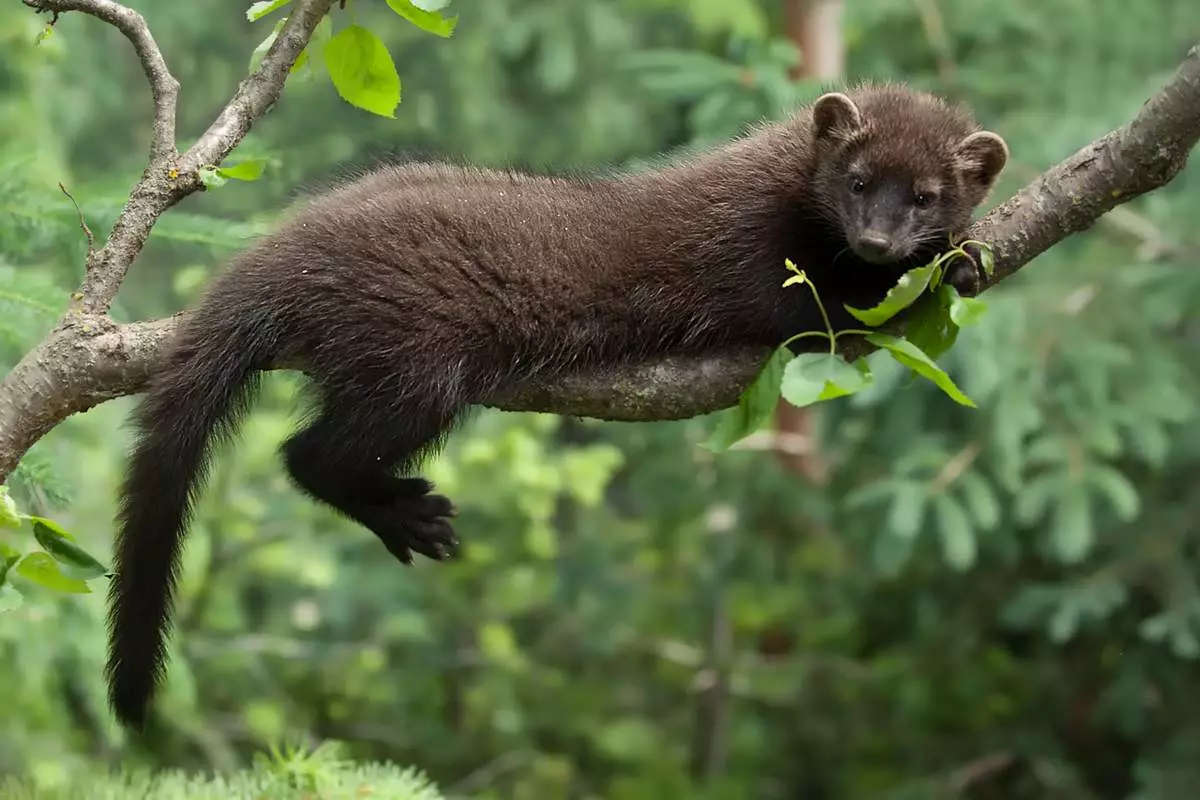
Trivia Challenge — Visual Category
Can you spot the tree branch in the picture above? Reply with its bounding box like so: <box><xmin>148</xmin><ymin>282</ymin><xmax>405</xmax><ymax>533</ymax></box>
<box><xmin>0</xmin><ymin>0</ymin><xmax>336</xmax><ymax>481</ymax></box>
<box><xmin>1</xmin><ymin>42</ymin><xmax>1198</xmax><ymax>484</ymax></box>
<box><xmin>24</xmin><ymin>0</ymin><xmax>178</xmax><ymax>162</ymax></box>
<box><xmin>20</xmin><ymin>0</ymin><xmax>335</xmax><ymax>317</ymax></box>
<box><xmin>178</xmin><ymin>0</ymin><xmax>336</xmax><ymax>172</ymax></box>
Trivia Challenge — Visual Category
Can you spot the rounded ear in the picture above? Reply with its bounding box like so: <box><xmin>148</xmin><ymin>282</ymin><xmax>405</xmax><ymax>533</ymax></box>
<box><xmin>955</xmin><ymin>131</ymin><xmax>1009</xmax><ymax>189</ymax></box>
<box><xmin>812</xmin><ymin>92</ymin><xmax>862</xmax><ymax>141</ymax></box>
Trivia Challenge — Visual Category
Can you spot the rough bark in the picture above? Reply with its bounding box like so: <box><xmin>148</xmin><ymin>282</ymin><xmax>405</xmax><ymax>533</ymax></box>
<box><xmin>0</xmin><ymin>6</ymin><xmax>1197</xmax><ymax>483</ymax></box>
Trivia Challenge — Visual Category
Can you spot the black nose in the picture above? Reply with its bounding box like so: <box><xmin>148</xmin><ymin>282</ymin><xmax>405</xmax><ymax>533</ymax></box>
<box><xmin>856</xmin><ymin>231</ymin><xmax>892</xmax><ymax>261</ymax></box>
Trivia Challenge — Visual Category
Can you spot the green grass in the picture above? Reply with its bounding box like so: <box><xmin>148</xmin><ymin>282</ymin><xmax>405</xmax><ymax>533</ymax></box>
<box><xmin>0</xmin><ymin>741</ymin><xmax>444</xmax><ymax>800</ymax></box>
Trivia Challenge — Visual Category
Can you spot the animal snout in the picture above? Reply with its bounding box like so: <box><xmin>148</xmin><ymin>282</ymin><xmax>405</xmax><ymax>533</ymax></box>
<box><xmin>855</xmin><ymin>231</ymin><xmax>894</xmax><ymax>262</ymax></box>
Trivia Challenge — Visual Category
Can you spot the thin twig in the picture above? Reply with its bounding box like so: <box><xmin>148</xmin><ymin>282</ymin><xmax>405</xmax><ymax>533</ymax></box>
<box><xmin>928</xmin><ymin>441</ymin><xmax>983</xmax><ymax>494</ymax></box>
<box><xmin>57</xmin><ymin>182</ymin><xmax>94</xmax><ymax>253</ymax></box>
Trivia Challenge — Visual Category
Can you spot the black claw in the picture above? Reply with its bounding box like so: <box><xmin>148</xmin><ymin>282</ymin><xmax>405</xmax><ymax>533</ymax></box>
<box><xmin>370</xmin><ymin>484</ymin><xmax>460</xmax><ymax>565</ymax></box>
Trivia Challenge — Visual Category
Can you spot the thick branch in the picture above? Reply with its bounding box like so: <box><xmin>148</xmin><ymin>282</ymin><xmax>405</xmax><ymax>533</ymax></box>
<box><xmin>1</xmin><ymin>45</ymin><xmax>1198</xmax><ymax>484</ymax></box>
<box><xmin>973</xmin><ymin>47</ymin><xmax>1200</xmax><ymax>290</ymax></box>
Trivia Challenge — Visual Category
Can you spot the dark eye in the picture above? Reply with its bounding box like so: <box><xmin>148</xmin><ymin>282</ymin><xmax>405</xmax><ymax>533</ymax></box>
<box><xmin>913</xmin><ymin>192</ymin><xmax>934</xmax><ymax>208</ymax></box>
<box><xmin>849</xmin><ymin>177</ymin><xmax>866</xmax><ymax>194</ymax></box>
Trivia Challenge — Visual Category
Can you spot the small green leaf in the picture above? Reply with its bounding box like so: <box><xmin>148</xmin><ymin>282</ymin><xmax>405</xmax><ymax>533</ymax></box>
<box><xmin>0</xmin><ymin>486</ymin><xmax>21</xmax><ymax>529</ymax></box>
<box><xmin>217</xmin><ymin>158</ymin><xmax>268</xmax><ymax>182</ymax></box>
<box><xmin>291</xmin><ymin>47</ymin><xmax>309</xmax><ymax>74</ymax></box>
<box><xmin>866</xmin><ymin>333</ymin><xmax>976</xmax><ymax>407</ymax></box>
<box><xmin>904</xmin><ymin>293</ymin><xmax>959</xmax><ymax>361</ymax></box>
<box><xmin>977</xmin><ymin>244</ymin><xmax>995</xmax><ymax>277</ymax></box>
<box><xmin>780</xmin><ymin>352</ymin><xmax>872</xmax><ymax>408</ymax></box>
<box><xmin>248</xmin><ymin>18</ymin><xmax>285</xmax><ymax>74</ymax></box>
<box><xmin>1048</xmin><ymin>599</ymin><xmax>1081</xmax><ymax>643</ymax></box>
<box><xmin>843</xmin><ymin>259</ymin><xmax>939</xmax><ymax>326</ymax></box>
<box><xmin>14</xmin><ymin>552</ymin><xmax>91</xmax><ymax>594</ymax></box>
<box><xmin>29</xmin><ymin>516</ymin><xmax>110</xmax><ymax>580</ymax></box>
<box><xmin>1086</xmin><ymin>465</ymin><xmax>1140</xmax><ymax>522</ymax></box>
<box><xmin>887</xmin><ymin>485</ymin><xmax>926</xmax><ymax>541</ymax></box>
<box><xmin>198</xmin><ymin>166</ymin><xmax>227</xmax><ymax>189</ymax></box>
<box><xmin>957</xmin><ymin>471</ymin><xmax>1000</xmax><ymax>530</ymax></box>
<box><xmin>942</xmin><ymin>284</ymin><xmax>988</xmax><ymax>327</ymax></box>
<box><xmin>385</xmin><ymin>0</ymin><xmax>459</xmax><ymax>37</ymax></box>
<box><xmin>702</xmin><ymin>347</ymin><xmax>793</xmax><ymax>452</ymax></box>
<box><xmin>0</xmin><ymin>583</ymin><xmax>22</xmax><ymax>613</ymax></box>
<box><xmin>934</xmin><ymin>495</ymin><xmax>976</xmax><ymax>570</ymax></box>
<box><xmin>0</xmin><ymin>542</ymin><xmax>20</xmax><ymax>587</ymax></box>
<box><xmin>324</xmin><ymin>25</ymin><xmax>402</xmax><ymax>118</ymax></box>
<box><xmin>478</xmin><ymin>621</ymin><xmax>524</xmax><ymax>670</ymax></box>
<box><xmin>34</xmin><ymin>23</ymin><xmax>54</xmax><ymax>45</ymax></box>
<box><xmin>955</xmin><ymin>239</ymin><xmax>995</xmax><ymax>278</ymax></box>
<box><xmin>246</xmin><ymin>0</ymin><xmax>292</xmax><ymax>21</ymax></box>
<box><xmin>1051</xmin><ymin>490</ymin><xmax>1093</xmax><ymax>564</ymax></box>
<box><xmin>289</xmin><ymin>16</ymin><xmax>332</xmax><ymax>78</ymax></box>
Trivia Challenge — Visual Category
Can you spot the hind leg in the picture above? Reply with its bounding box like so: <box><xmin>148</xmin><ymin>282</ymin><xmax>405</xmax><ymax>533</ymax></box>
<box><xmin>281</xmin><ymin>394</ymin><xmax>460</xmax><ymax>564</ymax></box>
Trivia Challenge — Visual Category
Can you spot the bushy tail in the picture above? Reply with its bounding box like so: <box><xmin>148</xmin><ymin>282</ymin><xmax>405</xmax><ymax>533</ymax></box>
<box><xmin>105</xmin><ymin>311</ymin><xmax>271</xmax><ymax>729</ymax></box>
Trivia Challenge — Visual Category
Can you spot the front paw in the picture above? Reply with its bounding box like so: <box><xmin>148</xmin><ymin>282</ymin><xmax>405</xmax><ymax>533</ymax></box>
<box><xmin>944</xmin><ymin>248</ymin><xmax>983</xmax><ymax>297</ymax></box>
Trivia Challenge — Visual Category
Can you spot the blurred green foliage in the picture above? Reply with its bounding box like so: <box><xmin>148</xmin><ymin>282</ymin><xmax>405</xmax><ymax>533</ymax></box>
<box><xmin>2</xmin><ymin>0</ymin><xmax>1200</xmax><ymax>798</ymax></box>
<box><xmin>0</xmin><ymin>739</ymin><xmax>443</xmax><ymax>799</ymax></box>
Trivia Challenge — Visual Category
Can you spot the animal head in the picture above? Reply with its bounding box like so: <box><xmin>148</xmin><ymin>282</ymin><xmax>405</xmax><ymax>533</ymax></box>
<box><xmin>806</xmin><ymin>84</ymin><xmax>1008</xmax><ymax>265</ymax></box>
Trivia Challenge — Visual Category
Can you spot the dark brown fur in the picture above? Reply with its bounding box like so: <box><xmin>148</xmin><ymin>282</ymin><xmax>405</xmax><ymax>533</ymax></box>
<box><xmin>106</xmin><ymin>83</ymin><xmax>1008</xmax><ymax>729</ymax></box>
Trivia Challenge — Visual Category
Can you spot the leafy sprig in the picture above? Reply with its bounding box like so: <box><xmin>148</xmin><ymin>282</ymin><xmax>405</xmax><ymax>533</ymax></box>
<box><xmin>704</xmin><ymin>241</ymin><xmax>993</xmax><ymax>452</ymax></box>
<box><xmin>0</xmin><ymin>485</ymin><xmax>110</xmax><ymax>612</ymax></box>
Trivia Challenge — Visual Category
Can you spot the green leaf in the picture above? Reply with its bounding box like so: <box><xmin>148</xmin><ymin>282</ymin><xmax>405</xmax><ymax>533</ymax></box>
<box><xmin>1014</xmin><ymin>474</ymin><xmax>1059</xmax><ymax>526</ymax></box>
<box><xmin>385</xmin><ymin>0</ymin><xmax>459</xmax><ymax>37</ymax></box>
<box><xmin>323</xmin><ymin>25</ymin><xmax>402</xmax><ymax>118</ymax></box>
<box><xmin>843</xmin><ymin>259</ymin><xmax>939</xmax><ymax>326</ymax></box>
<box><xmin>246</xmin><ymin>0</ymin><xmax>292</xmax><ymax>21</ymax></box>
<box><xmin>956</xmin><ymin>240</ymin><xmax>995</xmax><ymax>278</ymax></box>
<box><xmin>478</xmin><ymin>621</ymin><xmax>524</xmax><ymax>670</ymax></box>
<box><xmin>594</xmin><ymin>717</ymin><xmax>660</xmax><ymax>762</ymax></box>
<box><xmin>702</xmin><ymin>347</ymin><xmax>792</xmax><ymax>452</ymax></box>
<box><xmin>1048</xmin><ymin>599</ymin><xmax>1081</xmax><ymax>643</ymax></box>
<box><xmin>0</xmin><ymin>583</ymin><xmax>22</xmax><ymax>613</ymax></box>
<box><xmin>780</xmin><ymin>352</ymin><xmax>872</xmax><ymax>408</ymax></box>
<box><xmin>904</xmin><ymin>293</ymin><xmax>959</xmax><ymax>361</ymax></box>
<box><xmin>0</xmin><ymin>542</ymin><xmax>20</xmax><ymax>587</ymax></box>
<box><xmin>866</xmin><ymin>333</ymin><xmax>976</xmax><ymax>407</ymax></box>
<box><xmin>289</xmin><ymin>16</ymin><xmax>332</xmax><ymax>78</ymax></box>
<box><xmin>217</xmin><ymin>158</ymin><xmax>269</xmax><ymax>182</ymax></box>
<box><xmin>248</xmin><ymin>18</ymin><xmax>285</xmax><ymax>74</ymax></box>
<box><xmin>942</xmin><ymin>284</ymin><xmax>988</xmax><ymax>327</ymax></box>
<box><xmin>14</xmin><ymin>552</ymin><xmax>91</xmax><ymax>594</ymax></box>
<box><xmin>957</xmin><ymin>471</ymin><xmax>1000</xmax><ymax>530</ymax></box>
<box><xmin>933</xmin><ymin>495</ymin><xmax>976</xmax><ymax>570</ymax></box>
<box><xmin>198</xmin><ymin>166</ymin><xmax>227</xmax><ymax>189</ymax></box>
<box><xmin>977</xmin><ymin>244</ymin><xmax>995</xmax><ymax>277</ymax></box>
<box><xmin>887</xmin><ymin>485</ymin><xmax>926</xmax><ymax>541</ymax></box>
<box><xmin>0</xmin><ymin>486</ymin><xmax>21</xmax><ymax>529</ymax></box>
<box><xmin>1050</xmin><ymin>490</ymin><xmax>1093</xmax><ymax>564</ymax></box>
<box><xmin>1086</xmin><ymin>465</ymin><xmax>1140</xmax><ymax>522</ymax></box>
<box><xmin>29</xmin><ymin>516</ymin><xmax>110</xmax><ymax>580</ymax></box>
